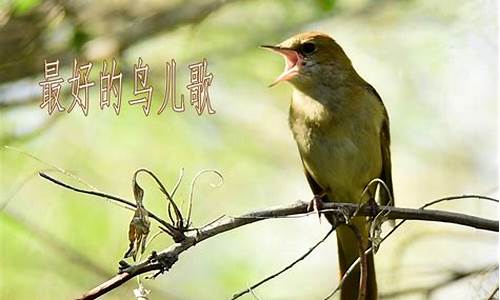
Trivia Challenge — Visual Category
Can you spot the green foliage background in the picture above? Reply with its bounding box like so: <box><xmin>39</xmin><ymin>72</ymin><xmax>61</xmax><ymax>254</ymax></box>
<box><xmin>0</xmin><ymin>0</ymin><xmax>498</xmax><ymax>299</ymax></box>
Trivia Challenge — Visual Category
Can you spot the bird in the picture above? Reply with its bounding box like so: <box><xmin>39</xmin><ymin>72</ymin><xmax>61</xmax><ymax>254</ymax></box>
<box><xmin>262</xmin><ymin>32</ymin><xmax>394</xmax><ymax>300</ymax></box>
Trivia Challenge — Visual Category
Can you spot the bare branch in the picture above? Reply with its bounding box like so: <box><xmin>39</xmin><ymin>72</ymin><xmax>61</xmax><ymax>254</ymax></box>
<box><xmin>73</xmin><ymin>200</ymin><xmax>497</xmax><ymax>299</ymax></box>
<box><xmin>39</xmin><ymin>174</ymin><xmax>498</xmax><ymax>299</ymax></box>
<box><xmin>38</xmin><ymin>172</ymin><xmax>171</xmax><ymax>230</ymax></box>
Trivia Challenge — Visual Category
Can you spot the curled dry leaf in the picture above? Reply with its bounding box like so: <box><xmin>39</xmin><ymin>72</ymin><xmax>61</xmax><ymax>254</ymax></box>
<box><xmin>124</xmin><ymin>173</ymin><xmax>151</xmax><ymax>261</ymax></box>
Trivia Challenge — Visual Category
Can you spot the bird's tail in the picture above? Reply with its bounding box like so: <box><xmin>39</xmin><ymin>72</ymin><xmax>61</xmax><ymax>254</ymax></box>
<box><xmin>335</xmin><ymin>218</ymin><xmax>377</xmax><ymax>300</ymax></box>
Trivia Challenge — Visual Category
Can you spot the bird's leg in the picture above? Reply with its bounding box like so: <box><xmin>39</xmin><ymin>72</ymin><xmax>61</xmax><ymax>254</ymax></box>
<box><xmin>366</xmin><ymin>197</ymin><xmax>378</xmax><ymax>221</ymax></box>
<box><xmin>308</xmin><ymin>191</ymin><xmax>327</xmax><ymax>222</ymax></box>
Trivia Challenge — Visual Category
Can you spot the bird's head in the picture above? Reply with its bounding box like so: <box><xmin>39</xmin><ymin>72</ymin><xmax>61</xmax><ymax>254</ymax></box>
<box><xmin>262</xmin><ymin>32</ymin><xmax>353</xmax><ymax>90</ymax></box>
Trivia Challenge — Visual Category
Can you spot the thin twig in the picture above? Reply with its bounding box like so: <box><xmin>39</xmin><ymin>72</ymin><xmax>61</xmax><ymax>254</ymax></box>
<box><xmin>38</xmin><ymin>172</ymin><xmax>170</xmax><ymax>230</ymax></box>
<box><xmin>186</xmin><ymin>169</ymin><xmax>223</xmax><ymax>228</ymax></box>
<box><xmin>487</xmin><ymin>286</ymin><xmax>499</xmax><ymax>300</ymax></box>
<box><xmin>1</xmin><ymin>168</ymin><xmax>55</xmax><ymax>210</ymax></box>
<box><xmin>379</xmin><ymin>265</ymin><xmax>498</xmax><ymax>299</ymax></box>
<box><xmin>168</xmin><ymin>168</ymin><xmax>185</xmax><ymax>224</ymax></box>
<box><xmin>6</xmin><ymin>146</ymin><xmax>98</xmax><ymax>191</ymax></box>
<box><xmin>231</xmin><ymin>226</ymin><xmax>336</xmax><ymax>300</ymax></box>
<box><xmin>422</xmin><ymin>195</ymin><xmax>499</xmax><ymax>208</ymax></box>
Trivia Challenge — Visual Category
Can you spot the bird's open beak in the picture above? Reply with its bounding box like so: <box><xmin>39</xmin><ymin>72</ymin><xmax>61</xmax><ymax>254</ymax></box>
<box><xmin>261</xmin><ymin>45</ymin><xmax>302</xmax><ymax>87</ymax></box>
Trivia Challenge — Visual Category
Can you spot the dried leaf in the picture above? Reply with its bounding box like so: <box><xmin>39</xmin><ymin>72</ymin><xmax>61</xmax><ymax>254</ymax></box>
<box><xmin>133</xmin><ymin>178</ymin><xmax>144</xmax><ymax>202</ymax></box>
<box><xmin>124</xmin><ymin>172</ymin><xmax>151</xmax><ymax>260</ymax></box>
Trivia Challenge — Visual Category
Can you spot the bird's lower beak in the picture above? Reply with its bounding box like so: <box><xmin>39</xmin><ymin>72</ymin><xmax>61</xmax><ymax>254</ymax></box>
<box><xmin>261</xmin><ymin>45</ymin><xmax>302</xmax><ymax>87</ymax></box>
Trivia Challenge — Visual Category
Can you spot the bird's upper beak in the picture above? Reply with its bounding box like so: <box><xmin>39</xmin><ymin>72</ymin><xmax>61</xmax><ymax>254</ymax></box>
<box><xmin>261</xmin><ymin>45</ymin><xmax>302</xmax><ymax>87</ymax></box>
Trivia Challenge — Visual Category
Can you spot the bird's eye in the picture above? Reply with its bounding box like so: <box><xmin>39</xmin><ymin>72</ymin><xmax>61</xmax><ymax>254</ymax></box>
<box><xmin>299</xmin><ymin>42</ymin><xmax>317</xmax><ymax>55</ymax></box>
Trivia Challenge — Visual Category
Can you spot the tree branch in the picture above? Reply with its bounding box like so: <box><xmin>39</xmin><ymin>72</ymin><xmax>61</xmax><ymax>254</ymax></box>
<box><xmin>39</xmin><ymin>173</ymin><xmax>498</xmax><ymax>299</ymax></box>
<box><xmin>74</xmin><ymin>201</ymin><xmax>497</xmax><ymax>299</ymax></box>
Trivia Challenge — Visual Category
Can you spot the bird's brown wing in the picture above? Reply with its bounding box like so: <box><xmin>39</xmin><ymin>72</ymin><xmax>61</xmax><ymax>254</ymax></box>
<box><xmin>304</xmin><ymin>165</ymin><xmax>325</xmax><ymax>198</ymax></box>
<box><xmin>299</xmin><ymin>154</ymin><xmax>329</xmax><ymax>201</ymax></box>
<box><xmin>379</xmin><ymin>117</ymin><xmax>394</xmax><ymax>206</ymax></box>
<box><xmin>366</xmin><ymin>83</ymin><xmax>394</xmax><ymax>206</ymax></box>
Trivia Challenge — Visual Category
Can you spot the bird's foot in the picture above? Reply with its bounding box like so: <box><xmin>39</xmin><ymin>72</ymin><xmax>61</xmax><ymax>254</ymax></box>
<box><xmin>308</xmin><ymin>192</ymin><xmax>327</xmax><ymax>223</ymax></box>
<box><xmin>366</xmin><ymin>198</ymin><xmax>379</xmax><ymax>220</ymax></box>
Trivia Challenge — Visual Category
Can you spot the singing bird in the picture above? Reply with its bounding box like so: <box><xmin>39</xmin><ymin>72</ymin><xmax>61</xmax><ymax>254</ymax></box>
<box><xmin>263</xmin><ymin>32</ymin><xmax>394</xmax><ymax>300</ymax></box>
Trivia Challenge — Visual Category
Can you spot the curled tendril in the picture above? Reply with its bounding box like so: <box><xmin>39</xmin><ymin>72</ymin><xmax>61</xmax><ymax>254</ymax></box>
<box><xmin>171</xmin><ymin>168</ymin><xmax>185</xmax><ymax>198</ymax></box>
<box><xmin>353</xmin><ymin>178</ymin><xmax>394</xmax><ymax>223</ymax></box>
<box><xmin>186</xmin><ymin>169</ymin><xmax>224</xmax><ymax>227</ymax></box>
<box><xmin>134</xmin><ymin>168</ymin><xmax>184</xmax><ymax>232</ymax></box>
<box><xmin>168</xmin><ymin>168</ymin><xmax>185</xmax><ymax>224</ymax></box>
<box><xmin>359</xmin><ymin>178</ymin><xmax>394</xmax><ymax>245</ymax></box>
<box><xmin>360</xmin><ymin>178</ymin><xmax>393</xmax><ymax>206</ymax></box>
<box><xmin>129</xmin><ymin>168</ymin><xmax>224</xmax><ymax>242</ymax></box>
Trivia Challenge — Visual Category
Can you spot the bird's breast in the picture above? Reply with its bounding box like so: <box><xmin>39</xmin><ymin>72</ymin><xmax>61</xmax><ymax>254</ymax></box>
<box><xmin>289</xmin><ymin>89</ymin><xmax>383</xmax><ymax>202</ymax></box>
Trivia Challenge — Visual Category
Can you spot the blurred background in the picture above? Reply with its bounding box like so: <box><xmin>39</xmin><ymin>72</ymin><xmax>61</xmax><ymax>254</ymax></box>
<box><xmin>0</xmin><ymin>0</ymin><xmax>498</xmax><ymax>299</ymax></box>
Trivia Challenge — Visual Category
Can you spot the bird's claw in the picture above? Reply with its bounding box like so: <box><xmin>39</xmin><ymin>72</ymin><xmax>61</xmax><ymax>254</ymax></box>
<box><xmin>308</xmin><ymin>192</ymin><xmax>326</xmax><ymax>223</ymax></box>
<box><xmin>367</xmin><ymin>198</ymin><xmax>378</xmax><ymax>220</ymax></box>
